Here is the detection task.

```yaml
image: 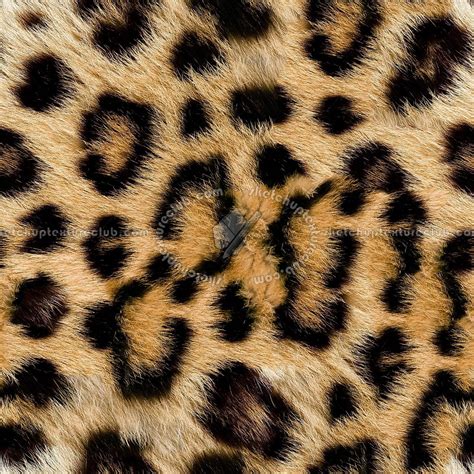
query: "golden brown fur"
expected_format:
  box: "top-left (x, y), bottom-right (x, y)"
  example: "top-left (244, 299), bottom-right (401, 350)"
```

top-left (0, 0), bottom-right (473, 472)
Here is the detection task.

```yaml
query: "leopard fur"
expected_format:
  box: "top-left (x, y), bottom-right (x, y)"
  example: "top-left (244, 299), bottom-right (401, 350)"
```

top-left (0, 0), bottom-right (473, 472)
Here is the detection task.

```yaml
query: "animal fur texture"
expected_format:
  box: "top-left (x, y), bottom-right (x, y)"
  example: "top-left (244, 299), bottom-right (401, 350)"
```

top-left (0, 0), bottom-right (473, 472)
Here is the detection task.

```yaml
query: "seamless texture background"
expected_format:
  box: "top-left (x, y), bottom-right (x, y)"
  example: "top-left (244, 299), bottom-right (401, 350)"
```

top-left (0, 0), bottom-right (473, 472)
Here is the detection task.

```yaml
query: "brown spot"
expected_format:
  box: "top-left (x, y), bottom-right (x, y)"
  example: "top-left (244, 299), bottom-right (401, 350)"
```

top-left (199, 362), bottom-right (297, 460)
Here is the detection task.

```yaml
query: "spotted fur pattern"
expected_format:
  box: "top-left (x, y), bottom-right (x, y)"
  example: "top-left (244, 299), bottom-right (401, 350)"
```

top-left (0, 0), bottom-right (473, 472)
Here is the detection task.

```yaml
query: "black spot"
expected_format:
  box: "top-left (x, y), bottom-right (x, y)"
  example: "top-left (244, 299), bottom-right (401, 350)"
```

top-left (255, 144), bottom-right (306, 188)
top-left (405, 370), bottom-right (474, 471)
top-left (171, 276), bottom-right (200, 304)
top-left (309, 439), bottom-right (379, 473)
top-left (214, 190), bottom-right (236, 221)
top-left (196, 254), bottom-right (231, 278)
top-left (21, 11), bottom-right (47, 29)
top-left (93, 8), bottom-right (150, 60)
top-left (114, 280), bottom-right (150, 307)
top-left (10, 274), bottom-right (68, 339)
top-left (0, 128), bottom-right (43, 197)
top-left (20, 204), bottom-right (69, 254)
top-left (444, 123), bottom-right (474, 196)
top-left (268, 197), bottom-right (309, 279)
top-left (384, 167), bottom-right (410, 194)
top-left (305, 0), bottom-right (381, 77)
top-left (311, 179), bottom-right (334, 202)
top-left (267, 184), bottom-right (338, 349)
top-left (84, 281), bottom-right (149, 352)
top-left (0, 424), bottom-right (47, 467)
top-left (388, 17), bottom-right (472, 113)
top-left (442, 269), bottom-right (469, 321)
top-left (112, 317), bottom-right (192, 399)
top-left (231, 85), bottom-right (293, 131)
top-left (381, 278), bottom-right (411, 314)
top-left (306, 0), bottom-right (331, 24)
top-left (434, 323), bottom-right (466, 357)
top-left (445, 123), bottom-right (474, 164)
top-left (83, 273), bottom-right (190, 399)
top-left (15, 54), bottom-right (73, 112)
top-left (82, 431), bottom-right (156, 473)
top-left (199, 361), bottom-right (297, 460)
top-left (344, 142), bottom-right (407, 193)
top-left (346, 142), bottom-right (391, 183)
top-left (190, 452), bottom-right (245, 474)
top-left (439, 233), bottom-right (473, 321)
top-left (267, 198), bottom-right (299, 285)
top-left (83, 302), bottom-right (121, 350)
top-left (182, 98), bottom-right (211, 137)
top-left (275, 299), bottom-right (348, 350)
top-left (145, 254), bottom-right (173, 283)
top-left (338, 187), bottom-right (367, 216)
top-left (440, 233), bottom-right (473, 275)
top-left (83, 215), bottom-right (132, 279)
top-left (381, 231), bottom-right (422, 313)
top-left (381, 191), bottom-right (427, 225)
top-left (153, 156), bottom-right (229, 240)
top-left (459, 424), bottom-right (474, 470)
top-left (76, 0), bottom-right (100, 17)
top-left (79, 93), bottom-right (155, 196)
top-left (214, 282), bottom-right (255, 342)
top-left (328, 382), bottom-right (357, 422)
top-left (391, 231), bottom-right (422, 276)
top-left (191, 0), bottom-right (273, 40)
top-left (451, 167), bottom-right (474, 196)
top-left (324, 232), bottom-right (359, 289)
top-left (0, 358), bottom-right (70, 407)
top-left (317, 95), bottom-right (363, 135)
top-left (356, 327), bottom-right (411, 400)
top-left (172, 32), bottom-right (222, 80)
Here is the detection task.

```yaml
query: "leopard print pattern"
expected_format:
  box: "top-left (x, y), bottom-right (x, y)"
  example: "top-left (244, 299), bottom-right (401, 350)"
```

top-left (0, 0), bottom-right (473, 472)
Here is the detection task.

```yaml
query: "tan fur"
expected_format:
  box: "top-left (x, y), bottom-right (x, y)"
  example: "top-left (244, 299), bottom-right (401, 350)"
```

top-left (0, 0), bottom-right (473, 472)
